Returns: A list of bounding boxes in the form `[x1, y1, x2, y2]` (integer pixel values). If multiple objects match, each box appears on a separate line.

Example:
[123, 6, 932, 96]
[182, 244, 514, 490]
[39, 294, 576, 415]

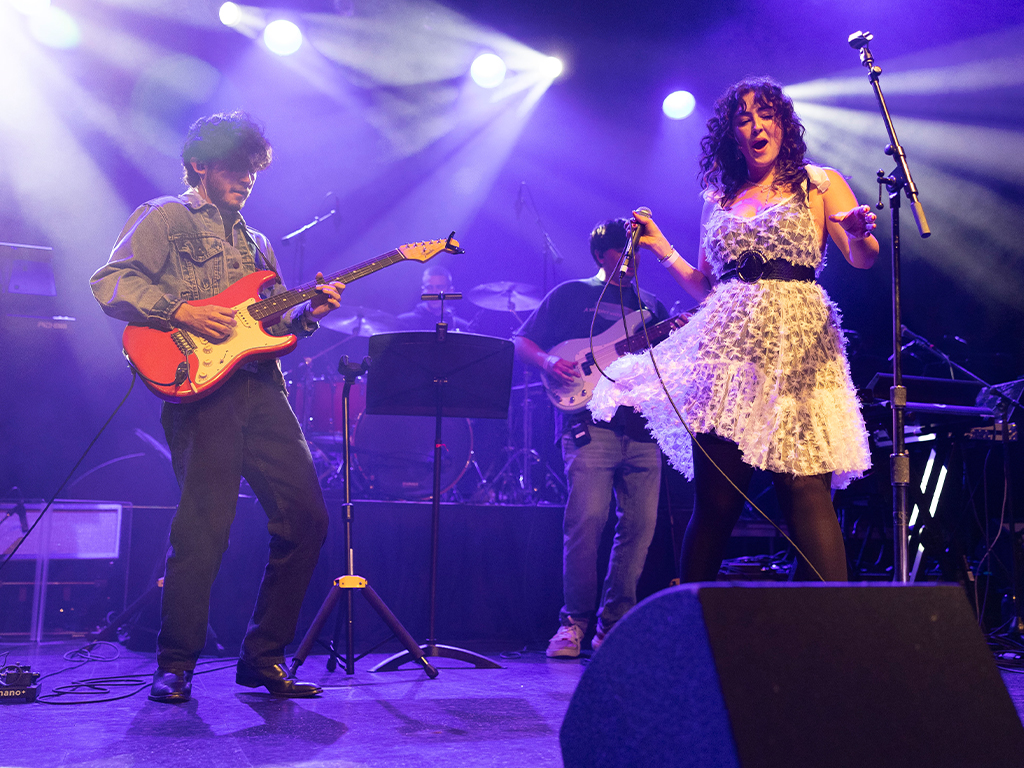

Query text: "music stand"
[364, 328, 514, 671]
[289, 356, 438, 679]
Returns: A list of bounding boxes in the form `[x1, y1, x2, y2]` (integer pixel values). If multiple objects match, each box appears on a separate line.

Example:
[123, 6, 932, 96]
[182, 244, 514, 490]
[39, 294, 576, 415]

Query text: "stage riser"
[210, 498, 566, 651]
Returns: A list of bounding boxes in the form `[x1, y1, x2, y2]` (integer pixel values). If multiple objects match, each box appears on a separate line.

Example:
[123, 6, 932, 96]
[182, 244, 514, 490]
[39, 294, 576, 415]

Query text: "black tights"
[679, 432, 849, 583]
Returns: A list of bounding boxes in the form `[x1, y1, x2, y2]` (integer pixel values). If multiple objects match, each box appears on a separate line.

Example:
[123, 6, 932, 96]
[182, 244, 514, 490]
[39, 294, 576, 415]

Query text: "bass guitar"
[123, 234, 463, 403]
[542, 310, 688, 413]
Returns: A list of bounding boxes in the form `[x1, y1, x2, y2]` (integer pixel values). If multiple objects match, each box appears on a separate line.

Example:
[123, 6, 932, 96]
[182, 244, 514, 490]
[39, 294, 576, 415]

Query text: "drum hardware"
[318, 306, 399, 337]
[351, 413, 473, 500]
[465, 281, 541, 313]
[290, 373, 482, 501]
[289, 355, 437, 679]
[364, 329, 514, 672]
[474, 377, 567, 505]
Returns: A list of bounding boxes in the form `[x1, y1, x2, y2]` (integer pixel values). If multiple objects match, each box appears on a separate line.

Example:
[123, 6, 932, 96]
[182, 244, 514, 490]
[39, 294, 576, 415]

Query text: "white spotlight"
[219, 2, 242, 27]
[543, 56, 564, 79]
[10, 0, 50, 15]
[263, 19, 302, 56]
[470, 53, 506, 89]
[28, 6, 80, 49]
[663, 90, 696, 120]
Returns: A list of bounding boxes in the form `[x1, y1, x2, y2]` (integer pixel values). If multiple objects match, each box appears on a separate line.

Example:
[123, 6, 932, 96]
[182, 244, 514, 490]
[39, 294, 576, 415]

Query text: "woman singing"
[589, 76, 879, 582]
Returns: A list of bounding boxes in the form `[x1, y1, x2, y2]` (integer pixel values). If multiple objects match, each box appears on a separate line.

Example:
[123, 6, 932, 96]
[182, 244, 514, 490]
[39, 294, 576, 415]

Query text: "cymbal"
[319, 306, 398, 337]
[466, 281, 541, 312]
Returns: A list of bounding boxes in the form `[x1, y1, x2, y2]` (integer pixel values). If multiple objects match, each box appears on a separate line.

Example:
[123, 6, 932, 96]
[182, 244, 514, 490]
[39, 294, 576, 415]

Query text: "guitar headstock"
[398, 231, 464, 262]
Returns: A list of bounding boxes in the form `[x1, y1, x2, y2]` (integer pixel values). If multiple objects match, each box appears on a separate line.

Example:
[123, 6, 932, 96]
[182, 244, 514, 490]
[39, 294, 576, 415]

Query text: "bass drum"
[291, 376, 366, 440]
[352, 414, 472, 500]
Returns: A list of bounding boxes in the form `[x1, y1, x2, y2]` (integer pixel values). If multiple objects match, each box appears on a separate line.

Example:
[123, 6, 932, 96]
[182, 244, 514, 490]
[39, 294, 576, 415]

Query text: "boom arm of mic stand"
[856, 36, 930, 239]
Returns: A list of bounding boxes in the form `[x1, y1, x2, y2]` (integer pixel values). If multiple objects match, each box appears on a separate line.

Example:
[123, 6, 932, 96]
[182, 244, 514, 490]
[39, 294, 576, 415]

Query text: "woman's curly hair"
[181, 111, 272, 187]
[698, 77, 809, 208]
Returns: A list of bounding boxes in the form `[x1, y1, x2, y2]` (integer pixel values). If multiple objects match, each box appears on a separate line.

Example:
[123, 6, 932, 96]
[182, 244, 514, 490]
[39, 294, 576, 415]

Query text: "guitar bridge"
[171, 330, 196, 357]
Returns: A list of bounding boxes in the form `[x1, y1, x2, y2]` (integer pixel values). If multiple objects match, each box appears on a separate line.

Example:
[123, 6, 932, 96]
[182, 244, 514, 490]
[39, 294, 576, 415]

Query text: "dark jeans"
[158, 366, 329, 671]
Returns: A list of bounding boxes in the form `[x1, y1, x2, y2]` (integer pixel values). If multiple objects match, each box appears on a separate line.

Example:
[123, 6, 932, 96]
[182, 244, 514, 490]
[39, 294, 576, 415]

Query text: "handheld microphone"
[514, 182, 526, 218]
[620, 206, 652, 275]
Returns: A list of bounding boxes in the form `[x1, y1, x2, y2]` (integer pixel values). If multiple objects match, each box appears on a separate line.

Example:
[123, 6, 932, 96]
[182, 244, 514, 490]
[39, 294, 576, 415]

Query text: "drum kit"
[285, 281, 567, 504]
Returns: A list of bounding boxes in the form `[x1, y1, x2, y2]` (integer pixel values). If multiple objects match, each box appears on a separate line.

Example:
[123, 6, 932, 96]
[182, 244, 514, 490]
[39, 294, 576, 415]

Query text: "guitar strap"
[243, 224, 279, 282]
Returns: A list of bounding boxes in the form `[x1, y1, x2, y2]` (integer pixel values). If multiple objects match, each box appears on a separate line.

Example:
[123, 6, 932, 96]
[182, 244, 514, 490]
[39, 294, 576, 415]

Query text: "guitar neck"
[248, 249, 405, 322]
[614, 316, 679, 356]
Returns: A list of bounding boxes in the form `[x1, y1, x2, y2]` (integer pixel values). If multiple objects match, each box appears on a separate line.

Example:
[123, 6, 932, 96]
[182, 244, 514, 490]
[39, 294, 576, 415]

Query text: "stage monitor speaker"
[560, 583, 1024, 768]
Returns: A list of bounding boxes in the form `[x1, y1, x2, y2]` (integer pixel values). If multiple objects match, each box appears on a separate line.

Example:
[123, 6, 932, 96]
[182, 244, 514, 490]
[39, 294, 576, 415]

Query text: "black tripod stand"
[361, 326, 514, 671]
[289, 356, 437, 678]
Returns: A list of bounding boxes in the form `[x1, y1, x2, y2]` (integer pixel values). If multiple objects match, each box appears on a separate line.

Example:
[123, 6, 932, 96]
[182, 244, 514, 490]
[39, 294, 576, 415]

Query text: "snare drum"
[291, 376, 366, 437]
[352, 413, 473, 500]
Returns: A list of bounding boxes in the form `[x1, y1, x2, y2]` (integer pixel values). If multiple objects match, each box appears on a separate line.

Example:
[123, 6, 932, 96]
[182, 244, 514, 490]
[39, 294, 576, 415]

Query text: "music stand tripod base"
[372, 643, 501, 672]
[290, 575, 438, 679]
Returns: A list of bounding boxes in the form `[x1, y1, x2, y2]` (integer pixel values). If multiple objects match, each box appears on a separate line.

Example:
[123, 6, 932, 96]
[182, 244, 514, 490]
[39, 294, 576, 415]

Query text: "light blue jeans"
[559, 426, 661, 632]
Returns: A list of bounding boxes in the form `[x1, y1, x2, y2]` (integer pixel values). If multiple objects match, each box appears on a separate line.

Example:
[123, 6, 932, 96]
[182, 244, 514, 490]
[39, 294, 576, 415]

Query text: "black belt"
[719, 249, 815, 283]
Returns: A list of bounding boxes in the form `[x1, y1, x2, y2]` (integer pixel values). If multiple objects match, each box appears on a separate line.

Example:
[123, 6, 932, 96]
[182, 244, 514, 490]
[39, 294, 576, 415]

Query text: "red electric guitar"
[123, 234, 463, 403]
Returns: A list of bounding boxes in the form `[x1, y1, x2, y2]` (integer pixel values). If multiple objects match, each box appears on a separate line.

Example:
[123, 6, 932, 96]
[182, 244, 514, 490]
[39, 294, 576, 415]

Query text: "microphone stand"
[516, 181, 564, 296]
[281, 206, 340, 287]
[849, 31, 931, 584]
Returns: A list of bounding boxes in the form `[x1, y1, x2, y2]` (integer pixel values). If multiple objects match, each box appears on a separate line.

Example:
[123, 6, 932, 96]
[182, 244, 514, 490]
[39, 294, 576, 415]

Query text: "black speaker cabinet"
[561, 583, 1024, 768]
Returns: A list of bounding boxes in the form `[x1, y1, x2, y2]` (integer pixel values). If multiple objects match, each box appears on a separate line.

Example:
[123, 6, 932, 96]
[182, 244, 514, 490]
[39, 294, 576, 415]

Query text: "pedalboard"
[0, 665, 41, 703]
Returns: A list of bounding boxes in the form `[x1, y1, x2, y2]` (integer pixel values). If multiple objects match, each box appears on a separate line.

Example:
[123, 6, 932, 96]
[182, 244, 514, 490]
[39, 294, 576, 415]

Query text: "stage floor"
[3, 637, 1024, 768]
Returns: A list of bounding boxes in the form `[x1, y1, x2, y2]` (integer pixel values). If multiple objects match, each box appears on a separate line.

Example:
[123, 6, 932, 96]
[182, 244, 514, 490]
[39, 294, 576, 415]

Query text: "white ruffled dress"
[589, 175, 871, 488]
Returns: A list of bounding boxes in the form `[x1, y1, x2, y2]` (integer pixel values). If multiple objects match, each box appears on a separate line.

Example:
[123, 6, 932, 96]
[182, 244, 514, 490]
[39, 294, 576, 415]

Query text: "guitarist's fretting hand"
[308, 272, 346, 319]
[173, 303, 237, 342]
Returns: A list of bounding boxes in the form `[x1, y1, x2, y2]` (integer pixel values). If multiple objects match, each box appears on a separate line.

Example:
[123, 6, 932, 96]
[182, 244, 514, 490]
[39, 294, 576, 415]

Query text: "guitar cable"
[585, 227, 826, 583]
[123, 350, 190, 389]
[0, 369, 139, 574]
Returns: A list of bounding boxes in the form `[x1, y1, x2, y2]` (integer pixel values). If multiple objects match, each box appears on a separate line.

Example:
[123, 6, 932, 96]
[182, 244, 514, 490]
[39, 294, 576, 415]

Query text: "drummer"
[397, 265, 471, 332]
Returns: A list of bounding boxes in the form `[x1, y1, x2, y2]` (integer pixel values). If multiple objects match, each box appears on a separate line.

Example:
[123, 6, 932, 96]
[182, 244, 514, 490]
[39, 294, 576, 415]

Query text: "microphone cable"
[595, 215, 827, 583]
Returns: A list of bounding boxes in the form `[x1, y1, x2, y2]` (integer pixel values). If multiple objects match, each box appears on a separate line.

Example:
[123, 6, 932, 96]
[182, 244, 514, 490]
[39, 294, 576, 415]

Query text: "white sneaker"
[546, 620, 585, 658]
[590, 621, 610, 652]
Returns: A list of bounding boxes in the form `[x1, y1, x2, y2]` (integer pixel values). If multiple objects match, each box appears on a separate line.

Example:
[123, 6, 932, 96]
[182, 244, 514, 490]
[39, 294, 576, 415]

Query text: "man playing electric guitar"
[91, 112, 345, 703]
[514, 217, 670, 658]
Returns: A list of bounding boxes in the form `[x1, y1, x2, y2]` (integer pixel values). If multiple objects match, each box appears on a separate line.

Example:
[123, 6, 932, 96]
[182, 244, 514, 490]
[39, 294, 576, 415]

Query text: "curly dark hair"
[698, 77, 809, 209]
[589, 218, 629, 264]
[181, 111, 272, 187]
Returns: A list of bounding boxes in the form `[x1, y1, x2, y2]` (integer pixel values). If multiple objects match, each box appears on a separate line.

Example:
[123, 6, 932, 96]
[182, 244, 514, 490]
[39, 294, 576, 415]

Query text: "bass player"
[514, 217, 670, 658]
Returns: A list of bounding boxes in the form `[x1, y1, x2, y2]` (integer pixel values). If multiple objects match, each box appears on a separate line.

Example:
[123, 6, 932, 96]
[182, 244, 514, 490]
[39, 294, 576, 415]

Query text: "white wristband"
[659, 248, 681, 268]
[543, 354, 559, 372]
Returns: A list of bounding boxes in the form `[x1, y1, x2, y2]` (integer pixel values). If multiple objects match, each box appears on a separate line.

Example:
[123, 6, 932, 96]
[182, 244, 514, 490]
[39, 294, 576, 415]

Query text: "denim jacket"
[91, 189, 317, 339]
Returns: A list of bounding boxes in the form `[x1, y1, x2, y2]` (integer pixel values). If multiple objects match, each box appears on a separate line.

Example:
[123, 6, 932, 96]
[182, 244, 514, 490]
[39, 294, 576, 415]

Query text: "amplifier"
[0, 500, 130, 641]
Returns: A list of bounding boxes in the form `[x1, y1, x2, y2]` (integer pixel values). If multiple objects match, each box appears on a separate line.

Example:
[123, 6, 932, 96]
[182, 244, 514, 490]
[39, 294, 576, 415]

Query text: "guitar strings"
[585, 252, 654, 387]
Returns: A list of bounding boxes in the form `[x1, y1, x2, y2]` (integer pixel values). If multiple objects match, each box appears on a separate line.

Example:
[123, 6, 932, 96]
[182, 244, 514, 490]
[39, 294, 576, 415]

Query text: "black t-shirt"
[516, 276, 669, 441]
